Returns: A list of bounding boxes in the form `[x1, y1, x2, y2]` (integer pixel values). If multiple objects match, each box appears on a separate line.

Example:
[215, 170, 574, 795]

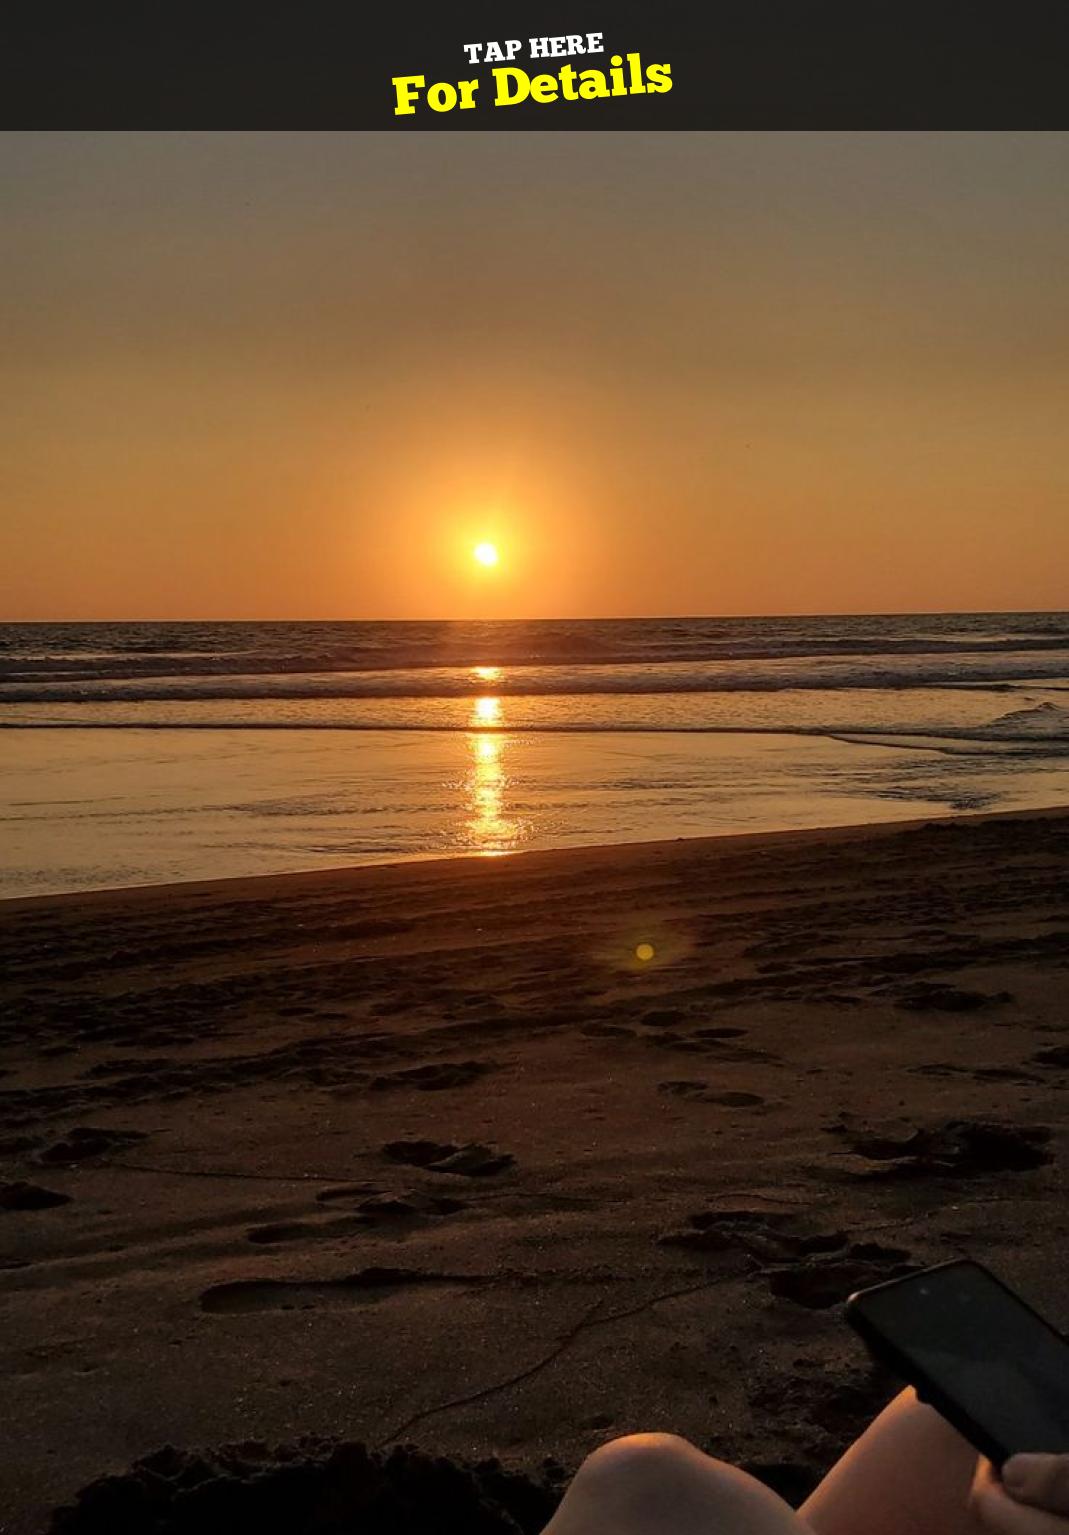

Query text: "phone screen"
[851, 1261, 1069, 1459]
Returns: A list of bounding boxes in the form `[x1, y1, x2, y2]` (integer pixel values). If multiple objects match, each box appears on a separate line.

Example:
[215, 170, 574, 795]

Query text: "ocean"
[2, 613, 1068, 896]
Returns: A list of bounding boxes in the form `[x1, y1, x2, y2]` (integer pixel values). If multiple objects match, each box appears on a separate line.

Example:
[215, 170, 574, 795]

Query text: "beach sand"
[1, 809, 1068, 1533]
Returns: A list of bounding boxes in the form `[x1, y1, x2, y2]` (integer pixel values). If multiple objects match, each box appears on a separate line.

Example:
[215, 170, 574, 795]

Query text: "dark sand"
[1, 809, 1068, 1533]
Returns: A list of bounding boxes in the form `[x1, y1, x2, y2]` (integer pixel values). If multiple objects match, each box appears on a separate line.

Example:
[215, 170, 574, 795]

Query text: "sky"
[1, 131, 1067, 620]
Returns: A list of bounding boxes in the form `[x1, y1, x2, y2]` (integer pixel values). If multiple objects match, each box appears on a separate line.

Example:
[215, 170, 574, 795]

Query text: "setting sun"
[473, 542, 500, 568]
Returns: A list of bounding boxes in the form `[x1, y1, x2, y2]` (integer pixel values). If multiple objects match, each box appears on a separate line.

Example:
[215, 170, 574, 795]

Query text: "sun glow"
[473, 542, 500, 567]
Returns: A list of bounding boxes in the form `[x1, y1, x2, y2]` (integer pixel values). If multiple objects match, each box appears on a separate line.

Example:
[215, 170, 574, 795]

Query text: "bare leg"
[800, 1388, 982, 1535]
[541, 1390, 981, 1535]
[542, 1432, 806, 1535]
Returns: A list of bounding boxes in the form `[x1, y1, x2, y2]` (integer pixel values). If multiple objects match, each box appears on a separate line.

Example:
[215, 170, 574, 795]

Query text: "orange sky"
[2, 132, 1067, 619]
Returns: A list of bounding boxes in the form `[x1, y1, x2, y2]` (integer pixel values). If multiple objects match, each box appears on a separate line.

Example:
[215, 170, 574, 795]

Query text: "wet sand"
[1, 808, 1068, 1532]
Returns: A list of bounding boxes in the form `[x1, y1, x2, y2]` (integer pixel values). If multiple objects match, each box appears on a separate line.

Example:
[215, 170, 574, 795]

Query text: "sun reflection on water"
[462, 696, 529, 855]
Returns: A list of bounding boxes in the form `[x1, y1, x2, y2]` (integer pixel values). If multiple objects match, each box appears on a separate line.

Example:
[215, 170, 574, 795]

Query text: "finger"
[1003, 1455, 1069, 1515]
[970, 1464, 1069, 1535]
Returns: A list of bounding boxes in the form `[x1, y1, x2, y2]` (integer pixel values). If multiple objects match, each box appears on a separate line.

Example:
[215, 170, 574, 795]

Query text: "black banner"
[4, 1, 1069, 129]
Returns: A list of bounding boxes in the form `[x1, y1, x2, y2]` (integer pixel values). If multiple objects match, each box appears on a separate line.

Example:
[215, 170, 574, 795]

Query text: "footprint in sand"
[382, 1141, 514, 1177]
[659, 1209, 917, 1309]
[1032, 1046, 1069, 1069]
[647, 1032, 775, 1062]
[660, 1209, 921, 1307]
[908, 1063, 1039, 1084]
[294, 1189, 466, 1226]
[658, 1081, 766, 1107]
[246, 1215, 374, 1245]
[893, 982, 1013, 1013]
[34, 1127, 147, 1166]
[356, 1191, 466, 1217]
[200, 1267, 477, 1314]
[659, 1209, 847, 1264]
[368, 1060, 495, 1092]
[825, 1117, 1053, 1178]
[766, 1244, 918, 1310]
[314, 1184, 379, 1203]
[642, 1008, 687, 1028]
[0, 1181, 72, 1211]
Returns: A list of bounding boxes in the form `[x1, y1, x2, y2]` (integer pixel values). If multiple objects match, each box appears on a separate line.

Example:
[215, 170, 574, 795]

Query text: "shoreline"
[4, 800, 1068, 912]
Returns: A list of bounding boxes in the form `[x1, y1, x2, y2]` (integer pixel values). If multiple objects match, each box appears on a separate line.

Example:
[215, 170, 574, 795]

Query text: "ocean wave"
[3, 614, 1068, 683]
[2, 720, 1067, 756]
[4, 653, 1069, 704]
[985, 701, 1069, 736]
[4, 634, 1069, 684]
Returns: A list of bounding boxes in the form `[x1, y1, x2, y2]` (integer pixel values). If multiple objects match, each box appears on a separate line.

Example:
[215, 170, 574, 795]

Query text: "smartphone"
[846, 1258, 1069, 1466]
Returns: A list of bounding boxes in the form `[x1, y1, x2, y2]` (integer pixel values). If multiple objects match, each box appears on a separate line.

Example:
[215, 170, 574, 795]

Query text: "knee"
[571, 1432, 704, 1497]
[549, 1434, 799, 1535]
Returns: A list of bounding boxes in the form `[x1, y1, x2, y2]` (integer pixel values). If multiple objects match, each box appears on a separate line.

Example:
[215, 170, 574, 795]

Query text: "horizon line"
[1, 606, 1068, 626]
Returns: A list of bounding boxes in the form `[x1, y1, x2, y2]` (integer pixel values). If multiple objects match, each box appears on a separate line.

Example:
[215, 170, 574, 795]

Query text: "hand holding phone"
[846, 1259, 1069, 1468]
[971, 1449, 1069, 1532]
